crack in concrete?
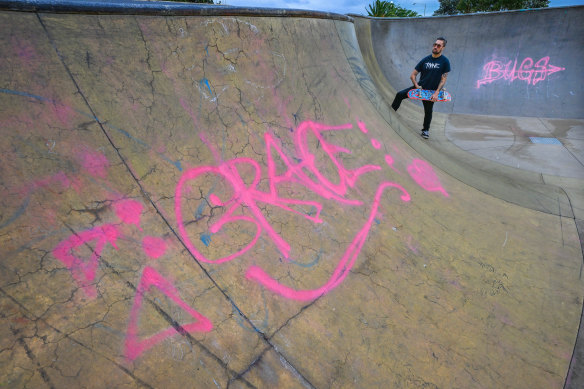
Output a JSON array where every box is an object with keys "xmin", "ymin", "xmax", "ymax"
[
  {"xmin": 10, "ymin": 326, "xmax": 56, "ymax": 389},
  {"xmin": 30, "ymin": 13, "xmax": 334, "ymax": 388}
]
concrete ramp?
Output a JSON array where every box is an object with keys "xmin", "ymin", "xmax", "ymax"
[
  {"xmin": 364, "ymin": 7, "xmax": 584, "ymax": 118},
  {"xmin": 0, "ymin": 1, "xmax": 582, "ymax": 388}
]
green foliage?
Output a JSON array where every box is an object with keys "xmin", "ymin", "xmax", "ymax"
[
  {"xmin": 434, "ymin": 0, "xmax": 549, "ymax": 15},
  {"xmin": 366, "ymin": 0, "xmax": 420, "ymax": 17},
  {"xmin": 434, "ymin": 0, "xmax": 459, "ymax": 15}
]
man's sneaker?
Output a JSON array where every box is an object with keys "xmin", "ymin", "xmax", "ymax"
[{"xmin": 421, "ymin": 130, "xmax": 429, "ymax": 139}]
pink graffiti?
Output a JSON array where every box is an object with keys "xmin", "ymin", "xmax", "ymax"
[
  {"xmin": 124, "ymin": 266, "xmax": 212, "ymax": 361},
  {"xmin": 29, "ymin": 171, "xmax": 81, "ymax": 193},
  {"xmin": 477, "ymin": 56, "xmax": 565, "ymax": 88},
  {"xmin": 371, "ymin": 138, "xmax": 382, "ymax": 149},
  {"xmin": 179, "ymin": 97, "xmax": 198, "ymax": 128},
  {"xmin": 52, "ymin": 224, "xmax": 119, "ymax": 298},
  {"xmin": 175, "ymin": 121, "xmax": 418, "ymax": 300},
  {"xmin": 50, "ymin": 103, "xmax": 76, "ymax": 127},
  {"xmin": 142, "ymin": 236, "xmax": 167, "ymax": 259},
  {"xmin": 384, "ymin": 154, "xmax": 401, "ymax": 175},
  {"xmin": 246, "ymin": 182, "xmax": 410, "ymax": 300},
  {"xmin": 176, "ymin": 121, "xmax": 381, "ymax": 264},
  {"xmin": 343, "ymin": 97, "xmax": 351, "ymax": 109},
  {"xmin": 407, "ymin": 159, "xmax": 449, "ymax": 197},
  {"xmin": 357, "ymin": 121, "xmax": 368, "ymax": 134},
  {"xmin": 114, "ymin": 199, "xmax": 143, "ymax": 229},
  {"xmin": 75, "ymin": 148, "xmax": 109, "ymax": 179},
  {"xmin": 13, "ymin": 36, "xmax": 36, "ymax": 62}
]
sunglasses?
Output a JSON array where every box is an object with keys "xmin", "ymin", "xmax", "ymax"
[{"xmin": 433, "ymin": 43, "xmax": 443, "ymax": 47}]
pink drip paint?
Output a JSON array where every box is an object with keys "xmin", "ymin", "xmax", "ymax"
[
  {"xmin": 343, "ymin": 97, "xmax": 351, "ymax": 109},
  {"xmin": 52, "ymin": 225, "xmax": 119, "ymax": 298},
  {"xmin": 114, "ymin": 199, "xmax": 144, "ymax": 229},
  {"xmin": 142, "ymin": 236, "xmax": 167, "ymax": 259},
  {"xmin": 406, "ymin": 235, "xmax": 418, "ymax": 254},
  {"xmin": 407, "ymin": 159, "xmax": 449, "ymax": 197},
  {"xmin": 179, "ymin": 98, "xmax": 198, "ymax": 128},
  {"xmin": 124, "ymin": 267, "xmax": 213, "ymax": 361},
  {"xmin": 199, "ymin": 132, "xmax": 221, "ymax": 164},
  {"xmin": 384, "ymin": 154, "xmax": 402, "ymax": 175},
  {"xmin": 371, "ymin": 138, "xmax": 382, "ymax": 149}
]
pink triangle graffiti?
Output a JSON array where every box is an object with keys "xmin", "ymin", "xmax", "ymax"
[
  {"xmin": 124, "ymin": 267, "xmax": 213, "ymax": 361},
  {"xmin": 52, "ymin": 224, "xmax": 119, "ymax": 298}
]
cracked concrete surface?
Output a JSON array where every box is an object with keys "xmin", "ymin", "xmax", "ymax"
[{"xmin": 1, "ymin": 5, "xmax": 583, "ymax": 389}]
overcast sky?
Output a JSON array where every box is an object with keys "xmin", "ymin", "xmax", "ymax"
[{"xmin": 220, "ymin": 0, "xmax": 583, "ymax": 17}]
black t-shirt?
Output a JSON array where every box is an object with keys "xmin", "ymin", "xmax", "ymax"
[{"xmin": 415, "ymin": 55, "xmax": 451, "ymax": 91}]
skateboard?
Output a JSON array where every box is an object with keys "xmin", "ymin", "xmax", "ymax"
[{"xmin": 407, "ymin": 88, "xmax": 451, "ymax": 102}]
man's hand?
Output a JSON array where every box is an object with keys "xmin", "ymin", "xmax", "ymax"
[{"xmin": 431, "ymin": 92, "xmax": 439, "ymax": 102}]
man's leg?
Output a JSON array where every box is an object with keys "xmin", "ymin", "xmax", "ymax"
[
  {"xmin": 420, "ymin": 100, "xmax": 434, "ymax": 139},
  {"xmin": 391, "ymin": 86, "xmax": 415, "ymax": 111},
  {"xmin": 422, "ymin": 100, "xmax": 435, "ymax": 131}
]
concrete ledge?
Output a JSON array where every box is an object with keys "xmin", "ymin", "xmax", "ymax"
[{"xmin": 0, "ymin": 0, "xmax": 354, "ymax": 21}]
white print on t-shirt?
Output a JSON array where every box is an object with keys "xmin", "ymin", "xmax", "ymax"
[{"xmin": 425, "ymin": 62, "xmax": 440, "ymax": 69}]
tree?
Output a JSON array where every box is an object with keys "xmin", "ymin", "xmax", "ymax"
[
  {"xmin": 434, "ymin": 0, "xmax": 549, "ymax": 15},
  {"xmin": 434, "ymin": 0, "xmax": 459, "ymax": 15},
  {"xmin": 366, "ymin": 0, "xmax": 420, "ymax": 17}
]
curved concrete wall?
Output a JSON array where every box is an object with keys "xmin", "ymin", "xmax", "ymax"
[
  {"xmin": 368, "ymin": 7, "xmax": 584, "ymax": 118},
  {"xmin": 0, "ymin": 2, "xmax": 583, "ymax": 388}
]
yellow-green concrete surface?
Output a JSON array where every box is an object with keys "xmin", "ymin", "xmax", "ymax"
[{"xmin": 0, "ymin": 8, "xmax": 582, "ymax": 389}]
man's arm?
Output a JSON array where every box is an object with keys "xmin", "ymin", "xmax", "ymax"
[
  {"xmin": 431, "ymin": 72, "xmax": 449, "ymax": 101},
  {"xmin": 410, "ymin": 69, "xmax": 421, "ymax": 89}
]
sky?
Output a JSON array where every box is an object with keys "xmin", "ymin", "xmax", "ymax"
[{"xmin": 219, "ymin": 0, "xmax": 583, "ymax": 17}]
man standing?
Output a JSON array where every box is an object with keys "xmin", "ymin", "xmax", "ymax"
[{"xmin": 391, "ymin": 37, "xmax": 450, "ymax": 139}]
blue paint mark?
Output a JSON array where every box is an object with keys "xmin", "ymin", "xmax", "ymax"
[
  {"xmin": 231, "ymin": 290, "xmax": 268, "ymax": 333},
  {"xmin": 93, "ymin": 322, "xmax": 126, "ymax": 338},
  {"xmin": 0, "ymin": 88, "xmax": 49, "ymax": 102},
  {"xmin": 307, "ymin": 206, "xmax": 317, "ymax": 216},
  {"xmin": 195, "ymin": 201, "xmax": 206, "ymax": 220},
  {"xmin": 104, "ymin": 123, "xmax": 183, "ymax": 171},
  {"xmin": 290, "ymin": 249, "xmax": 322, "ymax": 268},
  {"xmin": 374, "ymin": 218, "xmax": 381, "ymax": 225},
  {"xmin": 0, "ymin": 195, "xmax": 30, "ymax": 230},
  {"xmin": 200, "ymin": 233, "xmax": 212, "ymax": 247},
  {"xmin": 235, "ymin": 110, "xmax": 247, "ymax": 126},
  {"xmin": 0, "ymin": 89, "xmax": 99, "ymax": 121},
  {"xmin": 106, "ymin": 123, "xmax": 149, "ymax": 147},
  {"xmin": 200, "ymin": 78, "xmax": 213, "ymax": 95},
  {"xmin": 205, "ymin": 46, "xmax": 209, "ymax": 57}
]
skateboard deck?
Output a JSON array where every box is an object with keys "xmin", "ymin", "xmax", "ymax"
[{"xmin": 407, "ymin": 88, "xmax": 451, "ymax": 102}]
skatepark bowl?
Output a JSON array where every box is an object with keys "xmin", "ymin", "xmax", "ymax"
[{"xmin": 1, "ymin": 0, "xmax": 583, "ymax": 388}]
